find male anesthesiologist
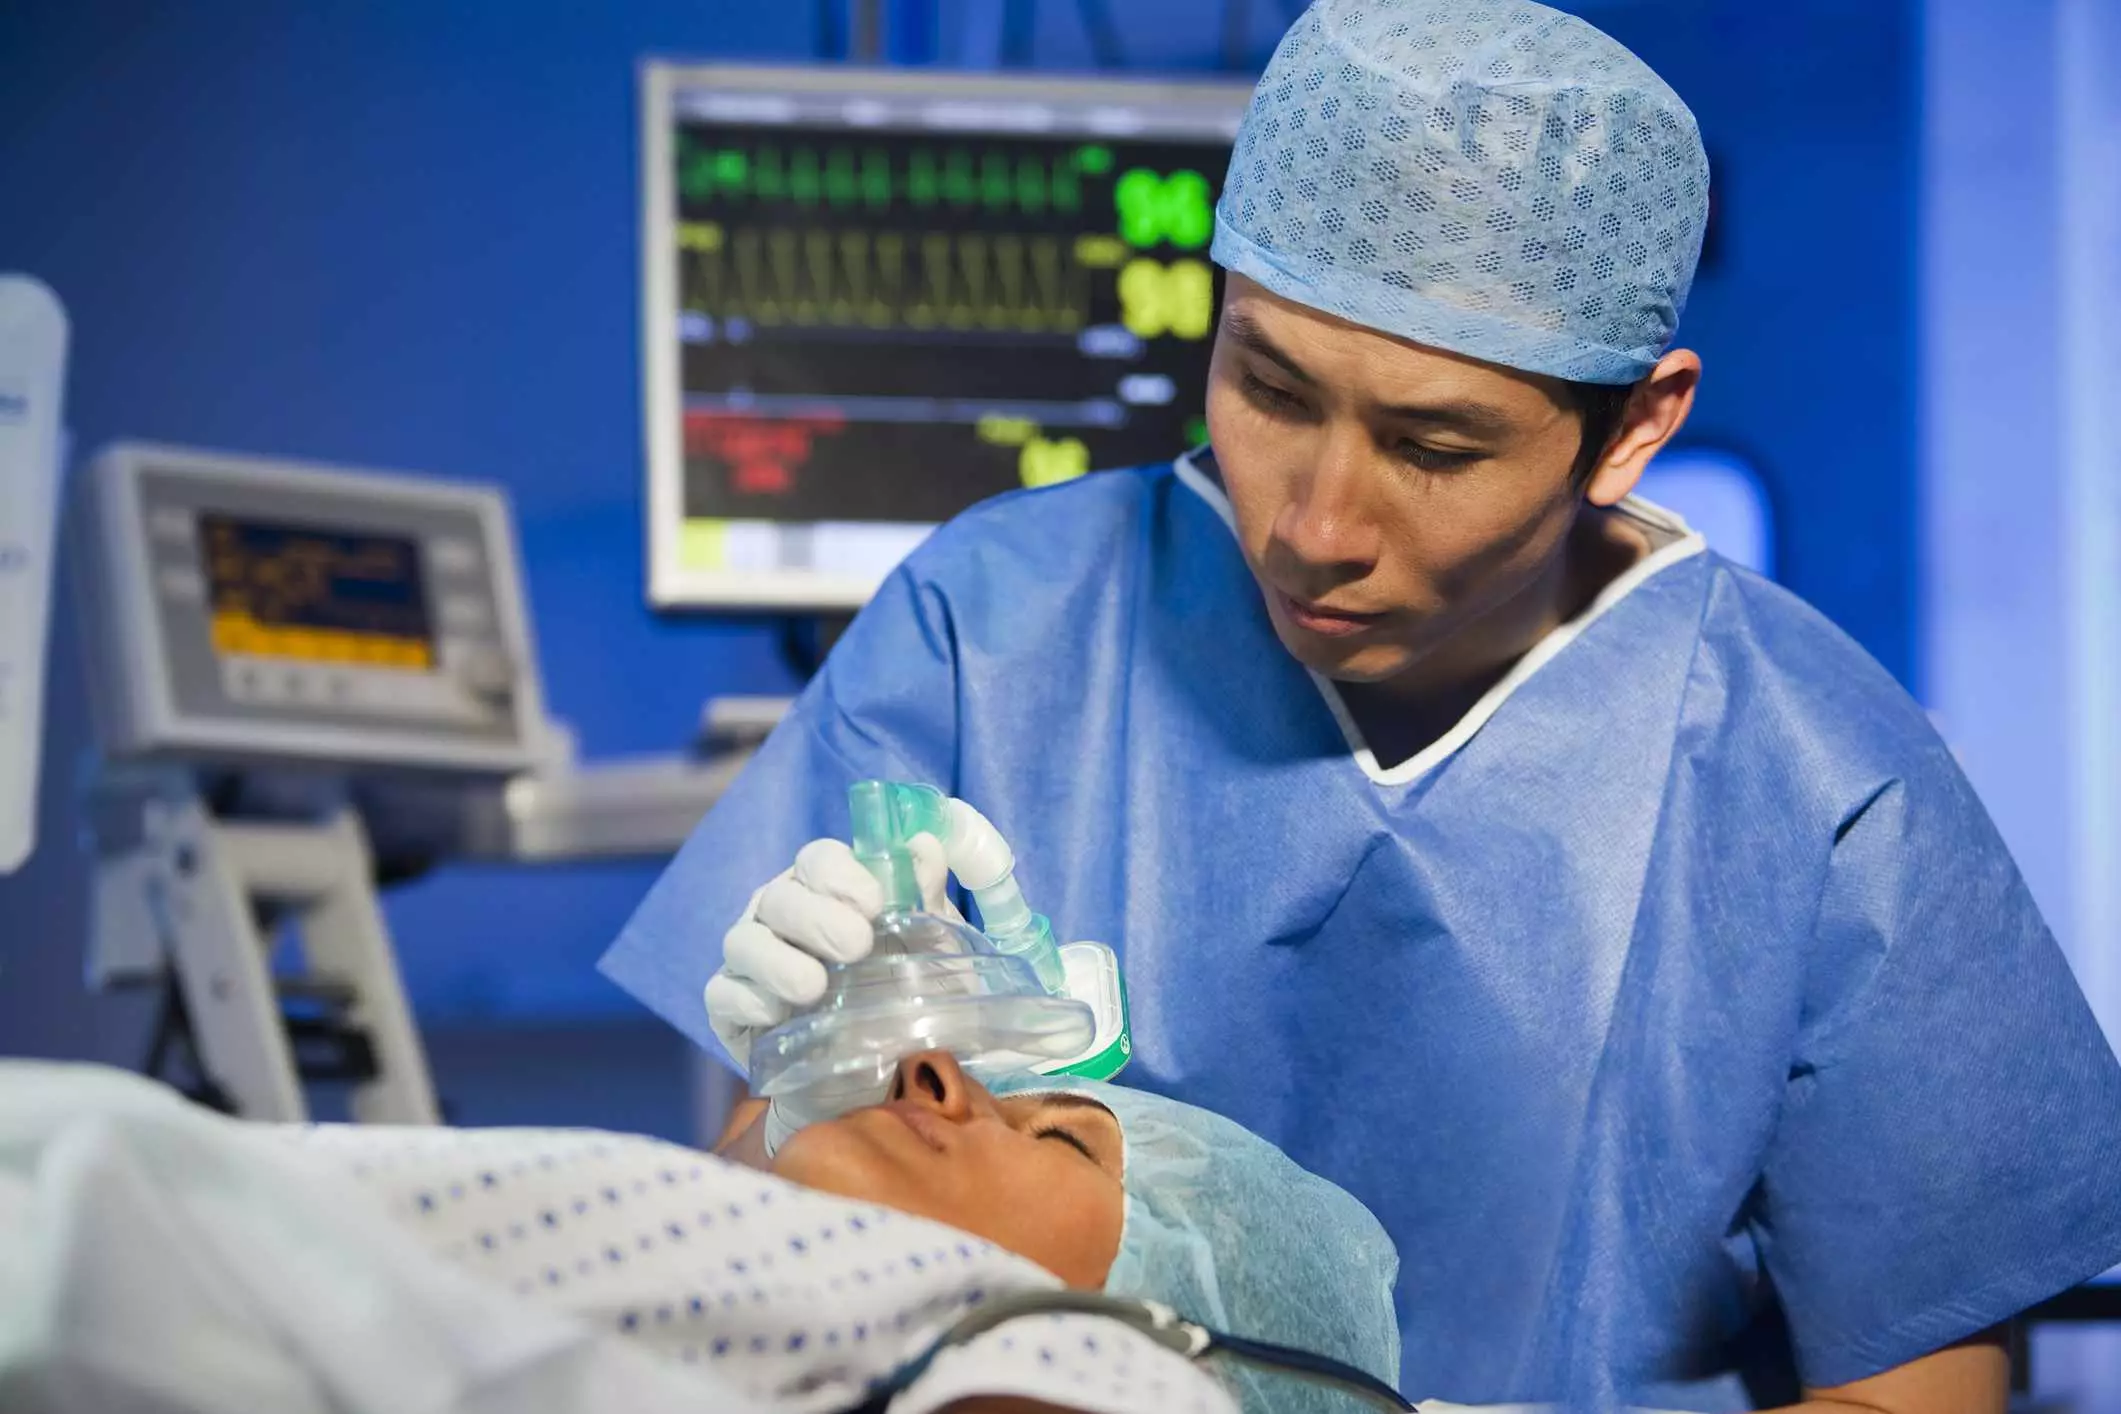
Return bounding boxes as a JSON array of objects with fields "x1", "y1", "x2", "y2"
[{"x1": 604, "y1": 2, "x2": 2121, "y2": 1408}]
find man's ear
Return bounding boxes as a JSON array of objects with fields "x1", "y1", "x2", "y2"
[{"x1": 1584, "y1": 349, "x2": 1702, "y2": 507}]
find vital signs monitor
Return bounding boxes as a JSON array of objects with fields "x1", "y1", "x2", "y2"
[
  {"x1": 641, "y1": 64, "x2": 1254, "y2": 609},
  {"x1": 74, "y1": 443, "x2": 547, "y2": 777}
]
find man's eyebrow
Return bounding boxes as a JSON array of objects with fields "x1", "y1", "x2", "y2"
[
  {"x1": 1222, "y1": 311, "x2": 1316, "y2": 385},
  {"x1": 1373, "y1": 397, "x2": 1516, "y2": 439}
]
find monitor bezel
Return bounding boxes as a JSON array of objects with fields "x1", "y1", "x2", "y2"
[
  {"x1": 78, "y1": 440, "x2": 549, "y2": 777},
  {"x1": 639, "y1": 61, "x2": 1254, "y2": 612}
]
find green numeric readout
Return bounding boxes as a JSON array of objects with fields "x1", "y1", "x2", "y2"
[{"x1": 1114, "y1": 168, "x2": 1213, "y2": 249}]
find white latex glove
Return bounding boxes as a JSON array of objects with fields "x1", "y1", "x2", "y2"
[{"x1": 705, "y1": 833, "x2": 958, "y2": 1069}]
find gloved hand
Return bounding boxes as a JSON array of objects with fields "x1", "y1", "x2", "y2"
[{"x1": 704, "y1": 833, "x2": 959, "y2": 1069}]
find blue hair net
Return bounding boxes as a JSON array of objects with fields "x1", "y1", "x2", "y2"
[
  {"x1": 1213, "y1": 0, "x2": 1710, "y2": 384},
  {"x1": 997, "y1": 1076, "x2": 1401, "y2": 1414}
]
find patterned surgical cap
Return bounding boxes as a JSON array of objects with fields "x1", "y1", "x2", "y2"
[{"x1": 1213, "y1": 0, "x2": 1710, "y2": 384}]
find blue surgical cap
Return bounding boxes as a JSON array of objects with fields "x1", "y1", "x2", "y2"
[
  {"x1": 1213, "y1": 0, "x2": 1710, "y2": 384},
  {"x1": 997, "y1": 1076, "x2": 1401, "y2": 1414}
]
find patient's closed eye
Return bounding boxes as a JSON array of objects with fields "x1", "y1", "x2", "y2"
[{"x1": 1035, "y1": 1127, "x2": 1097, "y2": 1164}]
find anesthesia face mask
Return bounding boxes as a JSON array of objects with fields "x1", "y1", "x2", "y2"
[{"x1": 751, "y1": 781, "x2": 1131, "y2": 1155}]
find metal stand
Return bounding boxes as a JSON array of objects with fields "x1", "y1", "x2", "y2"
[
  {"x1": 79, "y1": 700, "x2": 782, "y2": 1127},
  {"x1": 87, "y1": 772, "x2": 438, "y2": 1124}
]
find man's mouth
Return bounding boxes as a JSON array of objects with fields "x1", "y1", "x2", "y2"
[{"x1": 1274, "y1": 589, "x2": 1386, "y2": 638}]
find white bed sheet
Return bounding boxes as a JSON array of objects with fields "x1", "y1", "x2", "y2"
[{"x1": 0, "y1": 1062, "x2": 1235, "y2": 1414}]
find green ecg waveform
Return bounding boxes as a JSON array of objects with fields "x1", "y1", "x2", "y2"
[
  {"x1": 677, "y1": 138, "x2": 1109, "y2": 217},
  {"x1": 681, "y1": 225, "x2": 1090, "y2": 333}
]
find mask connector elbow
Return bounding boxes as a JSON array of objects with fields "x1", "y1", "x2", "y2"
[{"x1": 944, "y1": 797, "x2": 1066, "y2": 994}]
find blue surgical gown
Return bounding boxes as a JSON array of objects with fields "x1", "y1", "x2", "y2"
[{"x1": 603, "y1": 458, "x2": 2121, "y2": 1406}]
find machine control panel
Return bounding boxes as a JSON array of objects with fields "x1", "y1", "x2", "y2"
[{"x1": 76, "y1": 443, "x2": 545, "y2": 776}]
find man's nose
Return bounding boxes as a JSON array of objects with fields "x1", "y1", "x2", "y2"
[
  {"x1": 1273, "y1": 435, "x2": 1380, "y2": 578},
  {"x1": 889, "y1": 1049, "x2": 975, "y2": 1121}
]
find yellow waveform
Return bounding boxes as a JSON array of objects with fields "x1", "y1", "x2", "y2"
[
  {"x1": 682, "y1": 227, "x2": 1089, "y2": 333},
  {"x1": 1073, "y1": 234, "x2": 1127, "y2": 268},
  {"x1": 977, "y1": 414, "x2": 1037, "y2": 446},
  {"x1": 678, "y1": 221, "x2": 724, "y2": 252}
]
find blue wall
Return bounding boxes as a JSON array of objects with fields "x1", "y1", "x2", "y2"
[{"x1": 0, "y1": 0, "x2": 1917, "y2": 1050}]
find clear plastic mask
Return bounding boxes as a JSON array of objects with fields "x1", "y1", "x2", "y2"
[{"x1": 750, "y1": 908, "x2": 1096, "y2": 1133}]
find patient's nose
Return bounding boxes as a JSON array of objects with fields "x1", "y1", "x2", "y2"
[{"x1": 890, "y1": 1050, "x2": 974, "y2": 1121}]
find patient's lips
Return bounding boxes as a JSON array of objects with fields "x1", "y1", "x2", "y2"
[{"x1": 879, "y1": 1101, "x2": 954, "y2": 1154}]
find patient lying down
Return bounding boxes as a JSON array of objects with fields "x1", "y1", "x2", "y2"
[{"x1": 0, "y1": 1053, "x2": 1398, "y2": 1414}]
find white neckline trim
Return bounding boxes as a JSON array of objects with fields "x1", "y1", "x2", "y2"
[{"x1": 1172, "y1": 448, "x2": 1709, "y2": 787}]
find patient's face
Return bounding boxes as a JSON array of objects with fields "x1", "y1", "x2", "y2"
[{"x1": 771, "y1": 1051, "x2": 1123, "y2": 1288}]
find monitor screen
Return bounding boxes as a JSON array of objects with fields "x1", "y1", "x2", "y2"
[
  {"x1": 200, "y1": 514, "x2": 437, "y2": 671},
  {"x1": 642, "y1": 66, "x2": 1254, "y2": 609}
]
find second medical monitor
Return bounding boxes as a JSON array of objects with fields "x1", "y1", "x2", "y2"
[{"x1": 642, "y1": 64, "x2": 1255, "y2": 609}]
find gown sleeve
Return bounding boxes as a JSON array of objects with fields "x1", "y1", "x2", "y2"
[
  {"x1": 597, "y1": 563, "x2": 963, "y2": 1061},
  {"x1": 1752, "y1": 744, "x2": 2121, "y2": 1388}
]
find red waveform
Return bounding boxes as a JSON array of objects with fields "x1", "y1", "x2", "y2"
[{"x1": 685, "y1": 410, "x2": 847, "y2": 497}]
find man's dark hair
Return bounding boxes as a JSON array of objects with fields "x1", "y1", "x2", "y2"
[{"x1": 1558, "y1": 379, "x2": 1638, "y2": 488}]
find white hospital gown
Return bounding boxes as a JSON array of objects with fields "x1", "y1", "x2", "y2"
[
  {"x1": 270, "y1": 1122, "x2": 1222, "y2": 1414},
  {"x1": 0, "y1": 1062, "x2": 1236, "y2": 1414}
]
